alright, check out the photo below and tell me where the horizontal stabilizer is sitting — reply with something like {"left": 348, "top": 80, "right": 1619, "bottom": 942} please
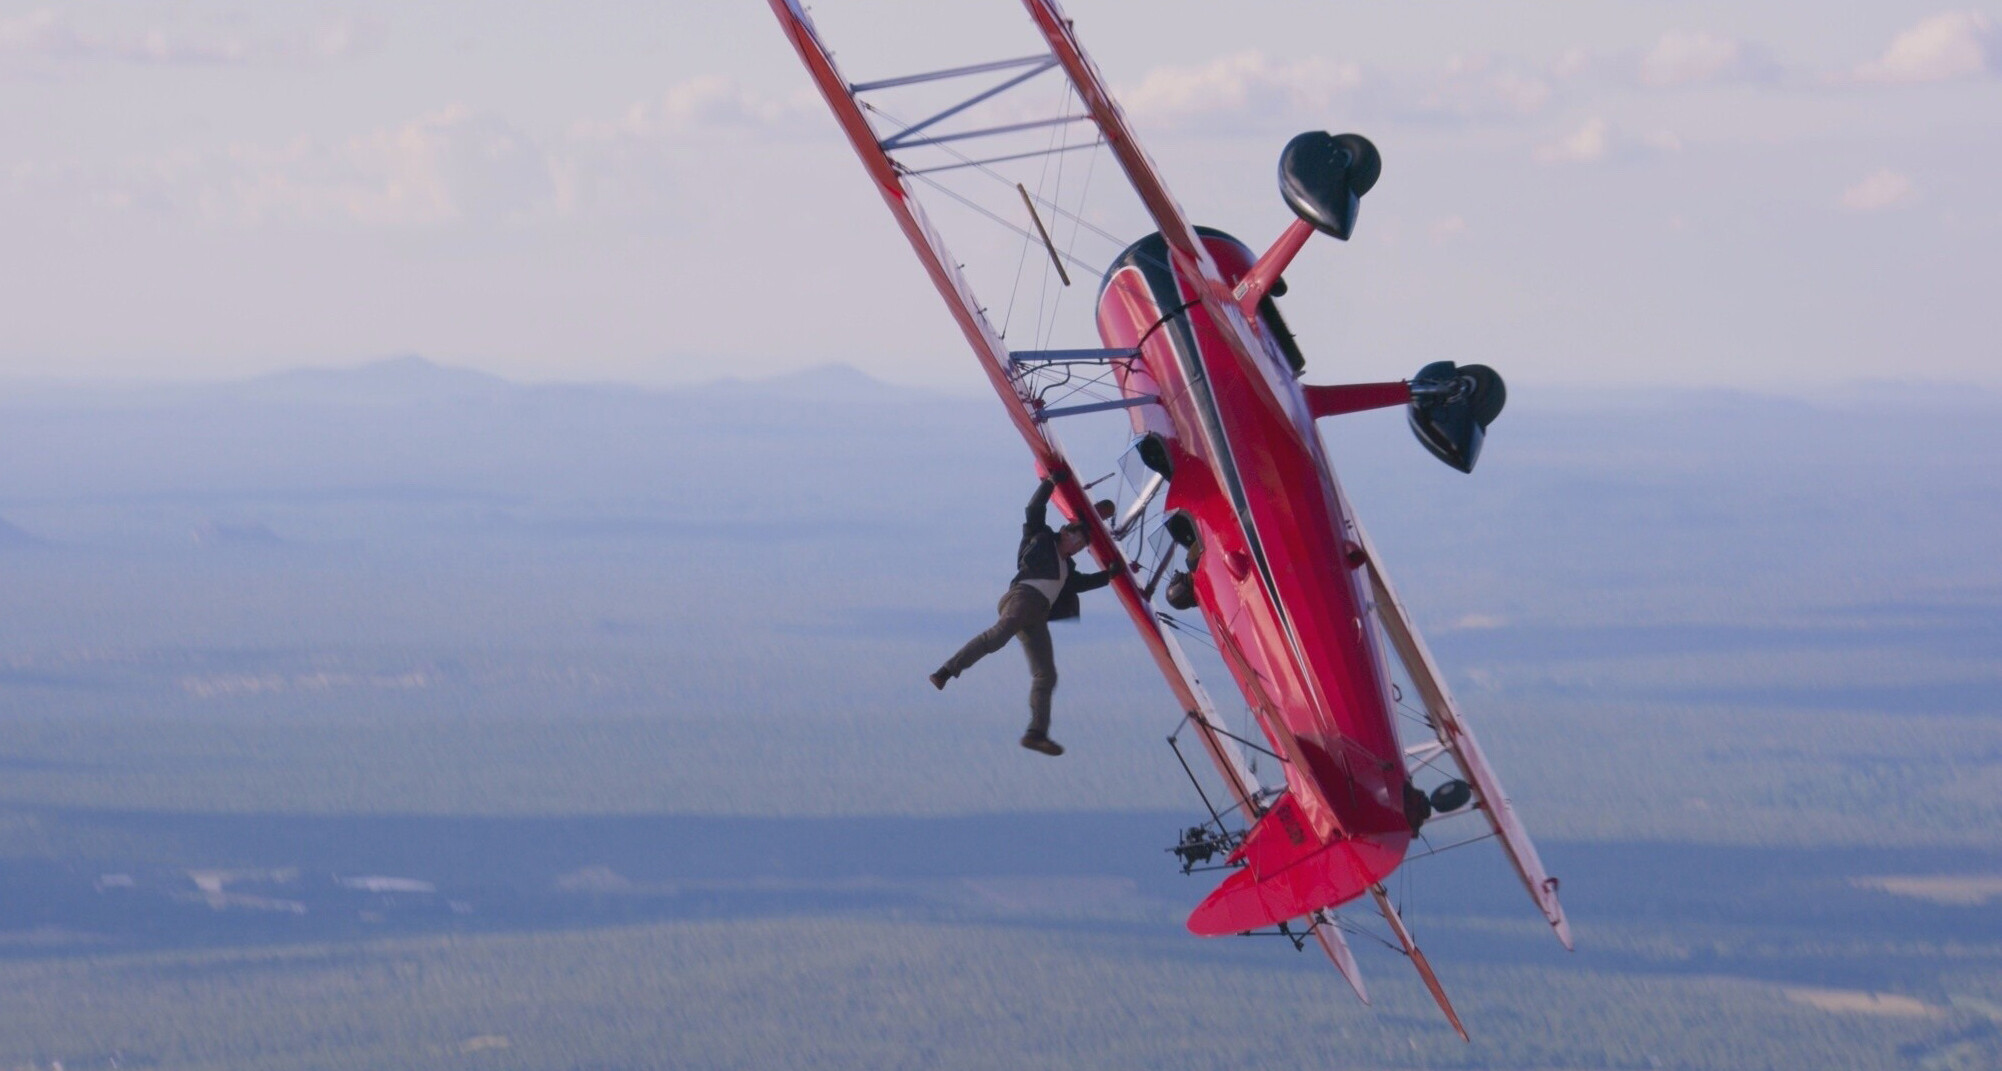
{"left": 1187, "top": 796, "right": 1403, "bottom": 936}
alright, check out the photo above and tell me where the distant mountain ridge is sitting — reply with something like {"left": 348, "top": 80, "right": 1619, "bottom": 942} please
{"left": 0, "top": 355, "right": 1019, "bottom": 536}
{"left": 230, "top": 355, "right": 514, "bottom": 406}
{"left": 3, "top": 355, "right": 1992, "bottom": 417}
{"left": 0, "top": 357, "right": 919, "bottom": 411}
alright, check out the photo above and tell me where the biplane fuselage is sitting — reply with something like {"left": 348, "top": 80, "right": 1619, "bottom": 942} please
{"left": 1097, "top": 232, "right": 1410, "bottom": 934}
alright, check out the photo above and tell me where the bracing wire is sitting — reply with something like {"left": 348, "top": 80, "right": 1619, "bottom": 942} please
{"left": 1027, "top": 81, "right": 1066, "bottom": 352}
{"left": 862, "top": 98, "right": 1124, "bottom": 248}
{"left": 908, "top": 174, "right": 1101, "bottom": 279}
{"left": 1036, "top": 81, "right": 1082, "bottom": 352}
{"left": 857, "top": 96, "right": 1171, "bottom": 278}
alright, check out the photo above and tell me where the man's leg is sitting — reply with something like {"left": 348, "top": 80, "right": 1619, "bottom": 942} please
{"left": 1017, "top": 616, "right": 1062, "bottom": 755}
{"left": 935, "top": 587, "right": 1040, "bottom": 683}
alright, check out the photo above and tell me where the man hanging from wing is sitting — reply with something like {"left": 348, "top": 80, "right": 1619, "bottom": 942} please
{"left": 930, "top": 470, "right": 1115, "bottom": 757}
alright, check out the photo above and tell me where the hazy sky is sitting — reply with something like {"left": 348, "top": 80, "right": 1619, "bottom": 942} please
{"left": 1, "top": 1, "right": 1995, "bottom": 393}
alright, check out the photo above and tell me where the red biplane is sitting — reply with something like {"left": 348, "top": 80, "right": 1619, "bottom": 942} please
{"left": 770, "top": 0, "right": 1571, "bottom": 1037}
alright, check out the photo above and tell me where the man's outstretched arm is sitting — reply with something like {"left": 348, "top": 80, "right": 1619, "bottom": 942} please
{"left": 1025, "top": 470, "right": 1066, "bottom": 528}
{"left": 1071, "top": 567, "right": 1118, "bottom": 594}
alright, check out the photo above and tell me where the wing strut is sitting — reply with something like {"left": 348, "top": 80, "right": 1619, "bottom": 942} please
{"left": 1370, "top": 884, "right": 1468, "bottom": 1042}
{"left": 1017, "top": 183, "right": 1073, "bottom": 286}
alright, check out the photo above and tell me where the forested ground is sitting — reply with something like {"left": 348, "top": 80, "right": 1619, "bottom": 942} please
{"left": 0, "top": 362, "right": 1995, "bottom": 1069}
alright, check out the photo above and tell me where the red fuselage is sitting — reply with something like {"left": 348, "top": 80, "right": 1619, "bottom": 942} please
{"left": 1097, "top": 230, "right": 1410, "bottom": 929}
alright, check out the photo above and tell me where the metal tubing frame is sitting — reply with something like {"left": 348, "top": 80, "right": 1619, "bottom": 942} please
{"left": 1139, "top": 531, "right": 1177, "bottom": 597}
{"left": 1114, "top": 470, "right": 1167, "bottom": 538}
{"left": 849, "top": 54, "right": 1051, "bottom": 93}
{"left": 1009, "top": 348, "right": 1140, "bottom": 366}
{"left": 886, "top": 113, "right": 1090, "bottom": 152}
{"left": 877, "top": 57, "right": 1059, "bottom": 150}
{"left": 903, "top": 139, "right": 1103, "bottom": 177}
{"left": 1031, "top": 394, "right": 1160, "bottom": 422}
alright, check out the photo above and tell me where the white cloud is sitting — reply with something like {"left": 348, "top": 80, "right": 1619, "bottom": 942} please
{"left": 0, "top": 9, "right": 58, "bottom": 51}
{"left": 573, "top": 76, "right": 817, "bottom": 139}
{"left": 1549, "top": 32, "right": 1780, "bottom": 90}
{"left": 7, "top": 101, "right": 712, "bottom": 231}
{"left": 1536, "top": 117, "right": 1611, "bottom": 163}
{"left": 1840, "top": 169, "right": 1916, "bottom": 211}
{"left": 1405, "top": 53, "right": 1552, "bottom": 120}
{"left": 1533, "top": 117, "right": 1682, "bottom": 165}
{"left": 0, "top": 8, "right": 244, "bottom": 64}
{"left": 1121, "top": 51, "right": 1363, "bottom": 129}
{"left": 303, "top": 17, "right": 388, "bottom": 62}
{"left": 195, "top": 107, "right": 558, "bottom": 227}
{"left": 1429, "top": 215, "right": 1468, "bottom": 244}
{"left": 1637, "top": 31, "right": 1778, "bottom": 88}
{"left": 1853, "top": 10, "right": 1997, "bottom": 83}
{"left": 0, "top": 8, "right": 380, "bottom": 67}
{"left": 1119, "top": 49, "right": 1563, "bottom": 129}
{"left": 1550, "top": 47, "right": 1595, "bottom": 81}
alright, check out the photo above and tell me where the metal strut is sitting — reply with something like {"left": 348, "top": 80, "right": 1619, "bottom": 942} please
{"left": 904, "top": 139, "right": 1104, "bottom": 177}
{"left": 1031, "top": 395, "right": 1159, "bottom": 422}
{"left": 876, "top": 57, "right": 1060, "bottom": 150}
{"left": 887, "top": 114, "right": 1091, "bottom": 152}
{"left": 1166, "top": 723, "right": 1228, "bottom": 832}
{"left": 1017, "top": 183, "right": 1071, "bottom": 287}
{"left": 849, "top": 54, "right": 1051, "bottom": 93}
{"left": 1008, "top": 348, "right": 1140, "bottom": 366}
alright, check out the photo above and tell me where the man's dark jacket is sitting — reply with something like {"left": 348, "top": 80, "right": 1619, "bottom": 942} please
{"left": 1011, "top": 477, "right": 1114, "bottom": 620}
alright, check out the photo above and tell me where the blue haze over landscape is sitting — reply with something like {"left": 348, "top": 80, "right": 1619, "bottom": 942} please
{"left": 0, "top": 357, "right": 1998, "bottom": 1068}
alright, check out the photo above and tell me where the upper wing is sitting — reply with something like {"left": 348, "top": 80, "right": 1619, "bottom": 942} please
{"left": 769, "top": 0, "right": 1046, "bottom": 460}
{"left": 1019, "top": 0, "right": 1302, "bottom": 438}
{"left": 768, "top": 0, "right": 1262, "bottom": 817}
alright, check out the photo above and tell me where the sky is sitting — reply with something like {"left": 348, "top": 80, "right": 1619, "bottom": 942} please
{"left": 0, "top": 1, "right": 1996, "bottom": 393}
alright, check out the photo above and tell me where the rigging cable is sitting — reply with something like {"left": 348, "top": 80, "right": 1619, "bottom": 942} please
{"left": 858, "top": 96, "right": 1171, "bottom": 277}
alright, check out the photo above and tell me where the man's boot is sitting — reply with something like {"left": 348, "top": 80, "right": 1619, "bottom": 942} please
{"left": 1020, "top": 731, "right": 1064, "bottom": 757}
{"left": 929, "top": 667, "right": 953, "bottom": 690}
